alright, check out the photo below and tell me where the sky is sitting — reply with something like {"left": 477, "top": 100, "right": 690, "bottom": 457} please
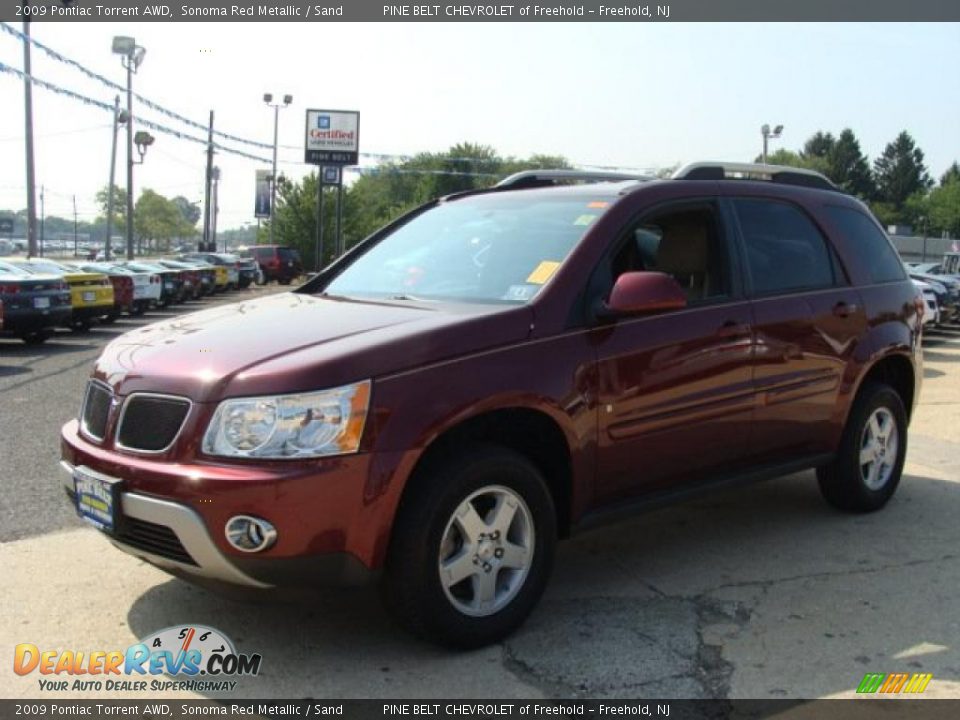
{"left": 0, "top": 22, "right": 957, "bottom": 232}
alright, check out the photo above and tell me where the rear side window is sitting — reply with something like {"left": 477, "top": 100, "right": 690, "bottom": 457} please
{"left": 278, "top": 248, "right": 301, "bottom": 262}
{"left": 733, "top": 199, "right": 836, "bottom": 295}
{"left": 824, "top": 206, "right": 906, "bottom": 284}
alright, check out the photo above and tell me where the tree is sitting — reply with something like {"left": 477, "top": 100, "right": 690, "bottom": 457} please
{"left": 873, "top": 131, "right": 933, "bottom": 211}
{"left": 802, "top": 131, "right": 835, "bottom": 161}
{"left": 171, "top": 196, "right": 201, "bottom": 227}
{"left": 940, "top": 161, "right": 960, "bottom": 187}
{"left": 134, "top": 189, "right": 191, "bottom": 253}
{"left": 827, "top": 129, "right": 875, "bottom": 199}
{"left": 926, "top": 177, "right": 960, "bottom": 238}
{"left": 95, "top": 184, "right": 127, "bottom": 231}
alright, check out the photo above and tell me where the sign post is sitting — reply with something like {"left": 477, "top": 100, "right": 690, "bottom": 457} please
{"left": 305, "top": 109, "right": 358, "bottom": 267}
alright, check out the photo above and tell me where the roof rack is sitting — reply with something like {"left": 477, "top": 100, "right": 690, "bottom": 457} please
{"left": 673, "top": 162, "right": 838, "bottom": 192}
{"left": 496, "top": 169, "right": 653, "bottom": 190}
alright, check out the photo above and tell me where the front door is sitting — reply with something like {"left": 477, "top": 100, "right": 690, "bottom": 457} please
{"left": 592, "top": 201, "right": 756, "bottom": 505}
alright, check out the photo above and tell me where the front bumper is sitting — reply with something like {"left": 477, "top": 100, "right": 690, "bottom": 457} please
{"left": 59, "top": 420, "right": 399, "bottom": 589}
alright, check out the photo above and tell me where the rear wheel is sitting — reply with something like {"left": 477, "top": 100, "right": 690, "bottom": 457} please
{"left": 69, "top": 319, "right": 92, "bottom": 332}
{"left": 100, "top": 310, "right": 119, "bottom": 324}
{"left": 817, "top": 382, "right": 907, "bottom": 513}
{"left": 383, "top": 445, "right": 556, "bottom": 648}
{"left": 21, "top": 329, "right": 51, "bottom": 345}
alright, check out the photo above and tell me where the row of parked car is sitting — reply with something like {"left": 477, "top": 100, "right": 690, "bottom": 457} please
{"left": 907, "top": 257, "right": 960, "bottom": 328}
{"left": 0, "top": 246, "right": 302, "bottom": 344}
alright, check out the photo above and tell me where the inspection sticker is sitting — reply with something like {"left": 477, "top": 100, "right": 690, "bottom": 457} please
{"left": 527, "top": 261, "right": 562, "bottom": 285}
{"left": 587, "top": 201, "right": 609, "bottom": 208}
{"left": 573, "top": 214, "right": 597, "bottom": 226}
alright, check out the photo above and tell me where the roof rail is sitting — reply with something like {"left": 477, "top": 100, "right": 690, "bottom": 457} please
{"left": 496, "top": 169, "right": 653, "bottom": 190}
{"left": 673, "top": 162, "right": 838, "bottom": 191}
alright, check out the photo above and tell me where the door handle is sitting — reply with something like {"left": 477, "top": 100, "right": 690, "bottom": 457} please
{"left": 717, "top": 321, "right": 751, "bottom": 338}
{"left": 833, "top": 301, "right": 858, "bottom": 318}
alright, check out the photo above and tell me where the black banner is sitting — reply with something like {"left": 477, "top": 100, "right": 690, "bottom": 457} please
{"left": 3, "top": 700, "right": 960, "bottom": 720}
{"left": 1, "top": 0, "right": 959, "bottom": 22}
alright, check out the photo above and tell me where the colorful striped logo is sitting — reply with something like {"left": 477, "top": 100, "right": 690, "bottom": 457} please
{"left": 857, "top": 672, "right": 933, "bottom": 694}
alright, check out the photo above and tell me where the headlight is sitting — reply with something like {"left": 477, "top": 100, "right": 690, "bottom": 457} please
{"left": 202, "top": 380, "right": 371, "bottom": 459}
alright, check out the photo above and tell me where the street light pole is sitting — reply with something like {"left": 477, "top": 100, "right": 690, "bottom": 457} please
{"left": 113, "top": 36, "right": 145, "bottom": 260}
{"left": 21, "top": 11, "right": 38, "bottom": 259}
{"left": 105, "top": 95, "right": 124, "bottom": 262}
{"left": 760, "top": 123, "right": 784, "bottom": 164}
{"left": 263, "top": 93, "right": 292, "bottom": 244}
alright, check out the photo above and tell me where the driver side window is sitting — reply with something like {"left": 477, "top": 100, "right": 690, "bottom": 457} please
{"left": 612, "top": 205, "right": 730, "bottom": 305}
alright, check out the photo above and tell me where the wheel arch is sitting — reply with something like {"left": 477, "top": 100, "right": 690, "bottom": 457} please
{"left": 392, "top": 406, "right": 577, "bottom": 543}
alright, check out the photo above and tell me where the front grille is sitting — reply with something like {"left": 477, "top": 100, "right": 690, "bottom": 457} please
{"left": 81, "top": 381, "right": 112, "bottom": 441}
{"left": 116, "top": 517, "right": 197, "bottom": 566}
{"left": 117, "top": 394, "right": 191, "bottom": 452}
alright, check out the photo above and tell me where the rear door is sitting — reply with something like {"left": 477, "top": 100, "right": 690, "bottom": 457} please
{"left": 729, "top": 197, "right": 867, "bottom": 461}
{"left": 591, "top": 199, "right": 756, "bottom": 504}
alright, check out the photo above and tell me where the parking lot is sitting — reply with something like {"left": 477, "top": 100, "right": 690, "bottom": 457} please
{"left": 1, "top": 297, "right": 959, "bottom": 700}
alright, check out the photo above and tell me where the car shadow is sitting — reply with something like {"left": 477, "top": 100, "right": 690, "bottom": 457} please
{"left": 0, "top": 339, "right": 100, "bottom": 355}
{"left": 126, "top": 463, "right": 960, "bottom": 700}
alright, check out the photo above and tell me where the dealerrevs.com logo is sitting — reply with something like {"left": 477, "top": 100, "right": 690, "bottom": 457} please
{"left": 14, "top": 625, "right": 262, "bottom": 692}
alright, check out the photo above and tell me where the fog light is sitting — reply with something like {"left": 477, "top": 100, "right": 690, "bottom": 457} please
{"left": 225, "top": 515, "right": 277, "bottom": 553}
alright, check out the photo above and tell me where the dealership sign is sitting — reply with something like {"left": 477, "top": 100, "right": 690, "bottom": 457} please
{"left": 254, "top": 170, "right": 271, "bottom": 218}
{"left": 305, "top": 109, "right": 359, "bottom": 165}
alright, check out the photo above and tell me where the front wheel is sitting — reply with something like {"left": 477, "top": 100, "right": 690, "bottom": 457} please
{"left": 383, "top": 445, "right": 556, "bottom": 648}
{"left": 817, "top": 382, "right": 907, "bottom": 513}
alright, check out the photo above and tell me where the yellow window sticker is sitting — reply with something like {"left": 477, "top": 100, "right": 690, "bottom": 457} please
{"left": 527, "top": 261, "right": 562, "bottom": 285}
{"left": 573, "top": 214, "right": 597, "bottom": 226}
{"left": 587, "top": 201, "right": 609, "bottom": 209}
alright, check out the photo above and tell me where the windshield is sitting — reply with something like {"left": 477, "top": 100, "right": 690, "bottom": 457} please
{"left": 324, "top": 193, "right": 607, "bottom": 303}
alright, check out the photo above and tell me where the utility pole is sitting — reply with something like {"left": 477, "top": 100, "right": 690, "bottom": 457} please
{"left": 211, "top": 167, "right": 220, "bottom": 252}
{"left": 22, "top": 13, "right": 38, "bottom": 259}
{"left": 202, "top": 111, "right": 214, "bottom": 252}
{"left": 73, "top": 194, "right": 78, "bottom": 257}
{"left": 335, "top": 181, "right": 344, "bottom": 257}
{"left": 124, "top": 52, "right": 134, "bottom": 259}
{"left": 39, "top": 184, "right": 44, "bottom": 257}
{"left": 105, "top": 95, "right": 121, "bottom": 261}
{"left": 314, "top": 173, "right": 322, "bottom": 272}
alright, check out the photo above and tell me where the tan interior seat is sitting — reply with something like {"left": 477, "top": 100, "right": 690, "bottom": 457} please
{"left": 655, "top": 220, "right": 710, "bottom": 301}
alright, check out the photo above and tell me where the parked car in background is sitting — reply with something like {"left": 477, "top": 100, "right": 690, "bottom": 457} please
{"left": 95, "top": 264, "right": 162, "bottom": 314}
{"left": 71, "top": 262, "right": 134, "bottom": 323}
{"left": 5, "top": 258, "right": 113, "bottom": 331}
{"left": 62, "top": 164, "right": 922, "bottom": 647}
{"left": 912, "top": 279, "right": 940, "bottom": 327}
{"left": 151, "top": 260, "right": 201, "bottom": 300}
{"left": 0, "top": 260, "right": 71, "bottom": 343}
{"left": 907, "top": 269, "right": 959, "bottom": 323}
{"left": 179, "top": 253, "right": 235, "bottom": 290}
{"left": 124, "top": 262, "right": 183, "bottom": 307}
{"left": 240, "top": 245, "right": 302, "bottom": 284}
{"left": 940, "top": 252, "right": 960, "bottom": 277}
{"left": 157, "top": 259, "right": 215, "bottom": 298}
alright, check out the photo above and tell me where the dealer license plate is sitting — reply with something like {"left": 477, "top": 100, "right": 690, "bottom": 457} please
{"left": 73, "top": 466, "right": 121, "bottom": 532}
{"left": 82, "top": 291, "right": 96, "bottom": 302}
{"left": 33, "top": 296, "right": 50, "bottom": 309}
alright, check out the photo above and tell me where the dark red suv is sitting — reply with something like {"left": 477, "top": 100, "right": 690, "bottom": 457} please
{"left": 241, "top": 245, "right": 303, "bottom": 284}
{"left": 61, "top": 163, "right": 922, "bottom": 647}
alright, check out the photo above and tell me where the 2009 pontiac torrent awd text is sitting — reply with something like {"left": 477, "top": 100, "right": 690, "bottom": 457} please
{"left": 61, "top": 163, "right": 922, "bottom": 647}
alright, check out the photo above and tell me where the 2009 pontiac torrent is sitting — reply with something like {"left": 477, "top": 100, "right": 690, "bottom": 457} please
{"left": 61, "top": 163, "right": 922, "bottom": 647}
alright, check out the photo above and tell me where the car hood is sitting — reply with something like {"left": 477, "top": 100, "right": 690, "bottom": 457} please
{"left": 93, "top": 292, "right": 533, "bottom": 401}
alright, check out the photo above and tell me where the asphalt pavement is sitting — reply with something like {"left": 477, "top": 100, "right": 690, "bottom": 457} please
{"left": 2, "top": 298, "right": 959, "bottom": 701}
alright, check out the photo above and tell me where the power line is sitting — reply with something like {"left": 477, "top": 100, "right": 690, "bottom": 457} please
{"left": 0, "top": 61, "right": 272, "bottom": 164}
{"left": 0, "top": 22, "right": 274, "bottom": 152}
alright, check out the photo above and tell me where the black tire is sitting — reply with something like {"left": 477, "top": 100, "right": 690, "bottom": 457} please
{"left": 382, "top": 444, "right": 556, "bottom": 649}
{"left": 817, "top": 382, "right": 907, "bottom": 513}
{"left": 278, "top": 278, "right": 292, "bottom": 286}
{"left": 100, "top": 311, "right": 119, "bottom": 325}
{"left": 130, "top": 302, "right": 147, "bottom": 316}
{"left": 21, "top": 330, "right": 50, "bottom": 345}
{"left": 69, "top": 319, "right": 92, "bottom": 333}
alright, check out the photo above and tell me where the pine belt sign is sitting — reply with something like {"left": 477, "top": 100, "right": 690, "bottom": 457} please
{"left": 304, "top": 109, "right": 360, "bottom": 166}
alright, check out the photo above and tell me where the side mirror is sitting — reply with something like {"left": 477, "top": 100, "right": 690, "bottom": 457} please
{"left": 603, "top": 271, "right": 687, "bottom": 317}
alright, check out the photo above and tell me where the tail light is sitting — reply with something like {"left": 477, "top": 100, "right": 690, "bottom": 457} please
{"left": 150, "top": 275, "right": 159, "bottom": 284}
{"left": 0, "top": 283, "right": 20, "bottom": 294}
{"left": 914, "top": 294, "right": 925, "bottom": 321}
